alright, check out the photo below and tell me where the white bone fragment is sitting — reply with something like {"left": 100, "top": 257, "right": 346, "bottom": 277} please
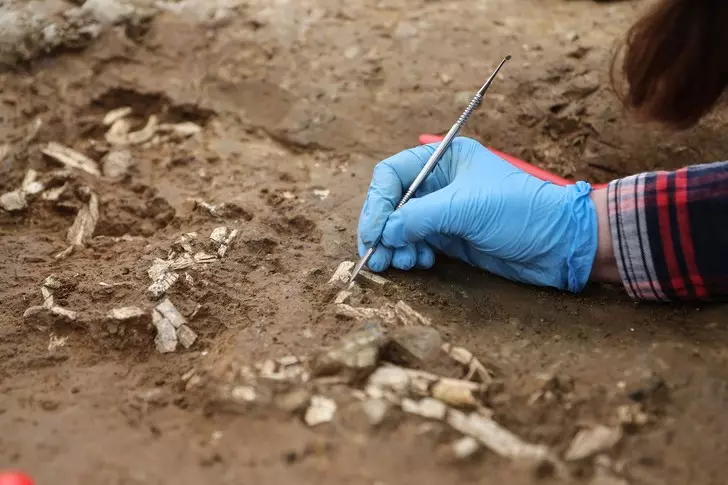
{"left": 447, "top": 410, "right": 550, "bottom": 462}
{"left": 154, "top": 317, "right": 177, "bottom": 353}
{"left": 217, "top": 229, "right": 239, "bottom": 257}
{"left": 42, "top": 142, "right": 100, "bottom": 177}
{"left": 67, "top": 192, "right": 99, "bottom": 246}
{"left": 21, "top": 169, "right": 44, "bottom": 195}
{"left": 359, "top": 269, "right": 389, "bottom": 286}
{"left": 442, "top": 343, "right": 494, "bottom": 383}
{"left": 176, "top": 324, "right": 197, "bottom": 349}
{"left": 161, "top": 122, "right": 202, "bottom": 136}
{"left": 148, "top": 272, "right": 179, "bottom": 298}
{"left": 108, "top": 307, "right": 146, "bottom": 320}
{"left": 334, "top": 290, "right": 351, "bottom": 305}
{"left": 304, "top": 396, "right": 337, "bottom": 426}
{"left": 394, "top": 300, "right": 432, "bottom": 326}
{"left": 41, "top": 287, "right": 54, "bottom": 309}
{"left": 54, "top": 246, "right": 75, "bottom": 260}
{"left": 155, "top": 298, "right": 187, "bottom": 328}
{"left": 148, "top": 258, "right": 171, "bottom": 281}
{"left": 210, "top": 227, "right": 228, "bottom": 244}
{"left": 23, "top": 306, "right": 46, "bottom": 319}
{"left": 170, "top": 253, "right": 195, "bottom": 271}
{"left": 106, "top": 115, "right": 159, "bottom": 145}
{"left": 194, "top": 251, "right": 218, "bottom": 264}
{"left": 401, "top": 397, "right": 447, "bottom": 420}
{"left": 565, "top": 426, "right": 622, "bottom": 461}
{"left": 328, "top": 261, "right": 354, "bottom": 285}
{"left": 0, "top": 190, "right": 26, "bottom": 211}
{"left": 50, "top": 306, "right": 77, "bottom": 321}
{"left": 102, "top": 106, "right": 132, "bottom": 126}
{"left": 42, "top": 183, "right": 68, "bottom": 201}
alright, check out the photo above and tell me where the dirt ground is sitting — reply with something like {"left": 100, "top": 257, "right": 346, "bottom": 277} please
{"left": 2, "top": 0, "right": 728, "bottom": 484}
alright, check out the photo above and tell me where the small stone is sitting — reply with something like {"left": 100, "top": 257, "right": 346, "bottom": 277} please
{"left": 565, "top": 426, "right": 622, "bottom": 461}
{"left": 0, "top": 190, "right": 27, "bottom": 211}
{"left": 176, "top": 324, "right": 197, "bottom": 349}
{"left": 154, "top": 317, "right": 178, "bottom": 353}
{"left": 387, "top": 326, "right": 442, "bottom": 366}
{"left": 304, "top": 395, "right": 337, "bottom": 426}
{"left": 360, "top": 398, "right": 390, "bottom": 426}
{"left": 155, "top": 298, "right": 187, "bottom": 328}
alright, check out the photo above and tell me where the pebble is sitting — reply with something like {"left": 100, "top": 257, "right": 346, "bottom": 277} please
{"left": 360, "top": 398, "right": 390, "bottom": 426}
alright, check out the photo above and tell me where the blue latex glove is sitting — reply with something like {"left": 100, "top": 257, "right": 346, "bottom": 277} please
{"left": 356, "top": 137, "right": 598, "bottom": 292}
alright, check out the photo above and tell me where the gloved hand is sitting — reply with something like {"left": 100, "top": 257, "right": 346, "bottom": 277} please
{"left": 356, "top": 137, "right": 598, "bottom": 292}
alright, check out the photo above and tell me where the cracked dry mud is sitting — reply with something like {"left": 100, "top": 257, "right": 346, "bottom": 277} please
{"left": 2, "top": 1, "right": 728, "bottom": 485}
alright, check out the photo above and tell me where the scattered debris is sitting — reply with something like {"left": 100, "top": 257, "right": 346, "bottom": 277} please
{"left": 102, "top": 108, "right": 203, "bottom": 146}
{"left": 565, "top": 426, "right": 622, "bottom": 461}
{"left": 304, "top": 395, "right": 337, "bottom": 426}
{"left": 42, "top": 142, "right": 100, "bottom": 177}
{"left": 146, "top": 227, "right": 236, "bottom": 298}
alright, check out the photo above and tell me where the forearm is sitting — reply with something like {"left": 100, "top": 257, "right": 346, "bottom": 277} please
{"left": 596, "top": 161, "right": 728, "bottom": 301}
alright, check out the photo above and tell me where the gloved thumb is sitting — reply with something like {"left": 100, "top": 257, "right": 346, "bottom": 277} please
{"left": 380, "top": 184, "right": 462, "bottom": 248}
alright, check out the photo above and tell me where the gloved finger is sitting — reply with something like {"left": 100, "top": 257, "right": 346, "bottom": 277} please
{"left": 415, "top": 242, "right": 435, "bottom": 269}
{"left": 381, "top": 183, "right": 464, "bottom": 248}
{"left": 358, "top": 233, "right": 393, "bottom": 272}
{"left": 391, "top": 245, "right": 418, "bottom": 270}
{"left": 358, "top": 144, "right": 452, "bottom": 248}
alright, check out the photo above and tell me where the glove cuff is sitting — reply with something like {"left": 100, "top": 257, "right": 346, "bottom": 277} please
{"left": 564, "top": 181, "right": 598, "bottom": 293}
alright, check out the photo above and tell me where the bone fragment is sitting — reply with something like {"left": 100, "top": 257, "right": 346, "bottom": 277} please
{"left": 108, "top": 307, "right": 146, "bottom": 320}
{"left": 67, "top": 191, "right": 99, "bottom": 246}
{"left": 565, "top": 426, "right": 622, "bottom": 461}
{"left": 304, "top": 395, "right": 337, "bottom": 426}
{"left": 394, "top": 300, "right": 432, "bottom": 326}
{"left": 176, "top": 324, "right": 197, "bottom": 349}
{"left": 42, "top": 142, "right": 100, "bottom": 177}
{"left": 148, "top": 272, "right": 179, "bottom": 299}
{"left": 102, "top": 106, "right": 132, "bottom": 126}
{"left": 401, "top": 397, "right": 447, "bottom": 420}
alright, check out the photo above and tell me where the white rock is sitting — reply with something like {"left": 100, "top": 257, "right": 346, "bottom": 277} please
{"left": 176, "top": 324, "right": 197, "bottom": 349}
{"left": 155, "top": 298, "right": 187, "bottom": 328}
{"left": 361, "top": 398, "right": 390, "bottom": 426}
{"left": 452, "top": 436, "right": 481, "bottom": 460}
{"left": 304, "top": 395, "right": 337, "bottom": 426}
{"left": 153, "top": 317, "right": 177, "bottom": 353}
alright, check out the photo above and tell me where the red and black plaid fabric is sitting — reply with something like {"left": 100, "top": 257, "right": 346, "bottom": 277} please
{"left": 607, "top": 161, "right": 728, "bottom": 301}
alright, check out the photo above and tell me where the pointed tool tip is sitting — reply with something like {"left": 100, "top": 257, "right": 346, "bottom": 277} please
{"left": 505, "top": 55, "right": 512, "bottom": 61}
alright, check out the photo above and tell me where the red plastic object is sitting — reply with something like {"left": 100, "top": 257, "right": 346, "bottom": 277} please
{"left": 418, "top": 134, "right": 608, "bottom": 189}
{"left": 0, "top": 472, "right": 34, "bottom": 485}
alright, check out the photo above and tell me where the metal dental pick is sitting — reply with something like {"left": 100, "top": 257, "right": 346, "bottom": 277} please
{"left": 347, "top": 55, "right": 512, "bottom": 289}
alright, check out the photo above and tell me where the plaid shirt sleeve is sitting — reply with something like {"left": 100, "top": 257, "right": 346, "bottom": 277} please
{"left": 607, "top": 161, "right": 728, "bottom": 301}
